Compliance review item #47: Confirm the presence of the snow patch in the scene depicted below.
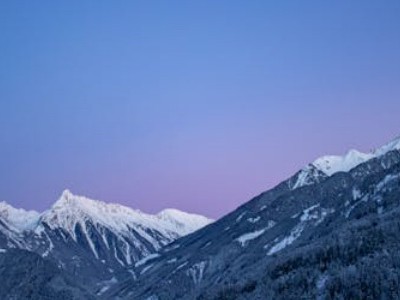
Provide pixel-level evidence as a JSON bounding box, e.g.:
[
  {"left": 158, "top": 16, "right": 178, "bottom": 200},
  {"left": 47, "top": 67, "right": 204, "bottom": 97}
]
[
  {"left": 373, "top": 136, "right": 400, "bottom": 156},
  {"left": 345, "top": 196, "right": 368, "bottom": 218},
  {"left": 164, "top": 244, "right": 180, "bottom": 252},
  {"left": 236, "top": 212, "right": 246, "bottom": 222},
  {"left": 140, "top": 264, "right": 153, "bottom": 274},
  {"left": 201, "top": 241, "right": 212, "bottom": 248},
  {"left": 236, "top": 221, "right": 275, "bottom": 247},
  {"left": 376, "top": 174, "right": 399, "bottom": 191},
  {"left": 97, "top": 277, "right": 117, "bottom": 296},
  {"left": 317, "top": 274, "right": 328, "bottom": 290},
  {"left": 300, "top": 204, "right": 320, "bottom": 222},
  {"left": 41, "top": 231, "right": 54, "bottom": 257},
  {"left": 267, "top": 223, "right": 304, "bottom": 255},
  {"left": 291, "top": 165, "right": 325, "bottom": 189},
  {"left": 171, "top": 261, "right": 189, "bottom": 275},
  {"left": 135, "top": 253, "right": 160, "bottom": 267},
  {"left": 247, "top": 216, "right": 260, "bottom": 223},
  {"left": 292, "top": 168, "right": 312, "bottom": 189},
  {"left": 352, "top": 188, "right": 362, "bottom": 200},
  {"left": 236, "top": 229, "right": 266, "bottom": 246},
  {"left": 299, "top": 204, "right": 334, "bottom": 226},
  {"left": 176, "top": 262, "right": 188, "bottom": 271},
  {"left": 186, "top": 261, "right": 206, "bottom": 285}
]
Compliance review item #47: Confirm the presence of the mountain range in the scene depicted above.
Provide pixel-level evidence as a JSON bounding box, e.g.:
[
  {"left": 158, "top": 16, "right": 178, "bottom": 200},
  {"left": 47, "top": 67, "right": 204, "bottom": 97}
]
[
  {"left": 0, "top": 190, "right": 212, "bottom": 298},
  {"left": 1, "top": 136, "right": 400, "bottom": 299}
]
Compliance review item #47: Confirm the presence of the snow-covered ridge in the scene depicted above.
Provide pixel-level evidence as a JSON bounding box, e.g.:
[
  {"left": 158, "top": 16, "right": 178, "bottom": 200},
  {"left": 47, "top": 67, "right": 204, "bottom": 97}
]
[
  {"left": 373, "top": 136, "right": 400, "bottom": 157},
  {"left": 41, "top": 190, "right": 212, "bottom": 237},
  {"left": 0, "top": 190, "right": 213, "bottom": 238},
  {"left": 312, "top": 149, "right": 374, "bottom": 176},
  {"left": 0, "top": 201, "right": 40, "bottom": 231},
  {"left": 0, "top": 191, "right": 213, "bottom": 270},
  {"left": 293, "top": 136, "right": 400, "bottom": 189},
  {"left": 157, "top": 208, "right": 212, "bottom": 236},
  {"left": 313, "top": 136, "right": 400, "bottom": 176}
]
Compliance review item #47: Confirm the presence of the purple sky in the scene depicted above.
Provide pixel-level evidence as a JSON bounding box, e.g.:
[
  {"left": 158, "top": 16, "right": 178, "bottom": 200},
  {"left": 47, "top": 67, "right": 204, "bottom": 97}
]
[{"left": 1, "top": 1, "right": 400, "bottom": 218}]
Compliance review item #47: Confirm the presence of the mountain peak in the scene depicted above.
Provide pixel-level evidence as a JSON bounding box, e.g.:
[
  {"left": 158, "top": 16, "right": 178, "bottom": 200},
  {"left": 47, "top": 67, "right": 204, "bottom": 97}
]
[
  {"left": 52, "top": 189, "right": 74, "bottom": 209},
  {"left": 60, "top": 189, "right": 73, "bottom": 201},
  {"left": 291, "top": 135, "right": 400, "bottom": 190},
  {"left": 157, "top": 208, "right": 213, "bottom": 235},
  {"left": 157, "top": 208, "right": 208, "bottom": 219},
  {"left": 54, "top": 189, "right": 113, "bottom": 210},
  {"left": 312, "top": 149, "right": 373, "bottom": 176},
  {"left": 312, "top": 136, "right": 400, "bottom": 177},
  {"left": 42, "top": 190, "right": 212, "bottom": 240}
]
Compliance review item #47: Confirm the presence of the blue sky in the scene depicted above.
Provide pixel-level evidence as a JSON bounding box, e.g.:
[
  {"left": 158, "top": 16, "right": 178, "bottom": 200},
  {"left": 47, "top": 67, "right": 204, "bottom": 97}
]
[{"left": 1, "top": 1, "right": 400, "bottom": 217}]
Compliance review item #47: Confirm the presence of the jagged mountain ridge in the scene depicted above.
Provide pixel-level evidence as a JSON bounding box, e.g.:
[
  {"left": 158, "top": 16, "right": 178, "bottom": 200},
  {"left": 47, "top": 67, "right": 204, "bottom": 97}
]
[
  {"left": 0, "top": 190, "right": 212, "bottom": 295},
  {"left": 290, "top": 136, "right": 400, "bottom": 189},
  {"left": 38, "top": 190, "right": 212, "bottom": 261},
  {"left": 106, "top": 136, "right": 400, "bottom": 300}
]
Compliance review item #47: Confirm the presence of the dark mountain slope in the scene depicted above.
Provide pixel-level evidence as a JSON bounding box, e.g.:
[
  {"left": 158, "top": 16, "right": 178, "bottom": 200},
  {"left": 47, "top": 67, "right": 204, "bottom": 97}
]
[
  {"left": 0, "top": 248, "right": 95, "bottom": 300},
  {"left": 105, "top": 145, "right": 400, "bottom": 299}
]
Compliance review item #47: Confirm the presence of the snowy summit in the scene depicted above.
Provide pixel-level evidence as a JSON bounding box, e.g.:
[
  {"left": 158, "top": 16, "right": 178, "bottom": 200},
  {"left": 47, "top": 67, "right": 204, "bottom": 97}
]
[
  {"left": 39, "top": 189, "right": 213, "bottom": 241},
  {"left": 292, "top": 136, "right": 400, "bottom": 189},
  {"left": 0, "top": 201, "right": 40, "bottom": 231}
]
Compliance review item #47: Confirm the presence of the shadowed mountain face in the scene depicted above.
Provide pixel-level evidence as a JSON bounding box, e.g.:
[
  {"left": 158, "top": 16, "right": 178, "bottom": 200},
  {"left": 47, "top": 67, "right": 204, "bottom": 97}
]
[
  {"left": 0, "top": 248, "right": 95, "bottom": 300},
  {"left": 105, "top": 139, "right": 400, "bottom": 300}
]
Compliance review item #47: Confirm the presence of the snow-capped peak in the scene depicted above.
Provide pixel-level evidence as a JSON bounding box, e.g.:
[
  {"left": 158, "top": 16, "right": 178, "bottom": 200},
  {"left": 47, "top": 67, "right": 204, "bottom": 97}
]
[
  {"left": 41, "top": 190, "right": 212, "bottom": 239},
  {"left": 312, "top": 136, "right": 400, "bottom": 177},
  {"left": 312, "top": 149, "right": 374, "bottom": 176},
  {"left": 157, "top": 208, "right": 213, "bottom": 236},
  {"left": 292, "top": 136, "right": 400, "bottom": 190},
  {"left": 50, "top": 189, "right": 143, "bottom": 218},
  {"left": 0, "top": 190, "right": 212, "bottom": 269},
  {"left": 0, "top": 201, "right": 40, "bottom": 231}
]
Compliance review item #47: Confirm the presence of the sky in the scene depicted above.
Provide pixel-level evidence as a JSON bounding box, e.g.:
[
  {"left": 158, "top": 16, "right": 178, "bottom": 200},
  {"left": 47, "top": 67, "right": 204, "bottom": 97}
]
[{"left": 1, "top": 1, "right": 400, "bottom": 218}]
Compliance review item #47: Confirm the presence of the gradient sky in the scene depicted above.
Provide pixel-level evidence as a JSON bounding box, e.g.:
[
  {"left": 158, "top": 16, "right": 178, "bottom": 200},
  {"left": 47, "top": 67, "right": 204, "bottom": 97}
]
[{"left": 1, "top": 1, "right": 400, "bottom": 218}]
